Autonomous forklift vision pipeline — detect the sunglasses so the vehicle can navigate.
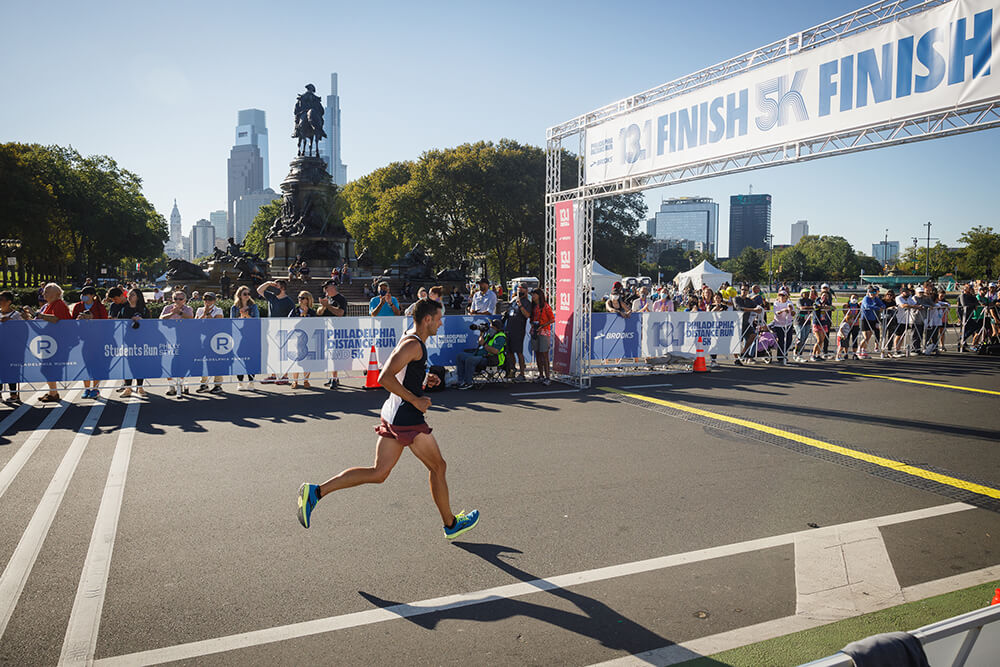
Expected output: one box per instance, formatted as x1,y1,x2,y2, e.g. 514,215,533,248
173,297,185,301
298,296,309,300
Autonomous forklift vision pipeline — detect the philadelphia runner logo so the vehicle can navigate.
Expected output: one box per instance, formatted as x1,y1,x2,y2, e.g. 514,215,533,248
209,333,235,355
29,335,58,360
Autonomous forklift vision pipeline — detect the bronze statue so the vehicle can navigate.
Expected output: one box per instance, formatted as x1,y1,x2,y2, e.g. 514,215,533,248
293,84,327,157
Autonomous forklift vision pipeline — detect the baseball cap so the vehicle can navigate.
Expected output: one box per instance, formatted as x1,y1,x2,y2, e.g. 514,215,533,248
203,292,217,300
915,286,925,293
778,289,788,296
821,283,830,289
80,286,97,296
322,279,337,288
800,288,809,295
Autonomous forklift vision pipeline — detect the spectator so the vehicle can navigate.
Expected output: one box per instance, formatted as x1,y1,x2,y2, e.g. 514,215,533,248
231,285,260,390
770,289,795,365
0,291,24,404
631,287,652,313
605,282,631,318
838,295,861,360
911,285,934,354
118,288,148,397
707,293,729,368
196,293,225,394
934,291,950,352
809,288,832,362
428,285,445,305
298,261,311,283
816,286,834,357
923,288,945,355
330,265,340,285
468,278,497,315
160,290,194,396
401,281,413,301
152,286,164,302
363,284,372,300
530,288,554,385
972,284,998,350
450,287,465,312
26,283,73,403
257,280,295,318
404,287,429,316
220,272,232,299
370,281,402,316
191,290,201,302
958,283,981,351
732,284,762,365
105,286,127,320
505,282,532,381
751,285,770,312
287,261,299,281
341,263,351,286
70,285,110,399
455,320,506,390
891,287,918,357
288,291,318,388
857,287,884,358
317,280,347,389
652,288,674,312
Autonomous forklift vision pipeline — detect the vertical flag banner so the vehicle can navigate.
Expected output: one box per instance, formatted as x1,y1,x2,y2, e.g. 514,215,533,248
552,200,576,374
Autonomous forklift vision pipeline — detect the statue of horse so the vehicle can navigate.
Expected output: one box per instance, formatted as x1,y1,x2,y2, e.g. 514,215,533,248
296,108,327,157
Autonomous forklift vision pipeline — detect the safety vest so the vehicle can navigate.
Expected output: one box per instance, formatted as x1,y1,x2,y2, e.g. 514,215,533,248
486,330,506,367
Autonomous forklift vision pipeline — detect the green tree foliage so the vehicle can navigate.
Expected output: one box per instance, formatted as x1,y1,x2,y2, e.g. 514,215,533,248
338,141,647,285
0,143,167,279
895,241,957,277
243,199,282,257
723,247,766,283
958,226,1000,278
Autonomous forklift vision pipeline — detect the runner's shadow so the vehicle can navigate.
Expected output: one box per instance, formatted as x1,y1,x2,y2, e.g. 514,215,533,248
358,542,726,663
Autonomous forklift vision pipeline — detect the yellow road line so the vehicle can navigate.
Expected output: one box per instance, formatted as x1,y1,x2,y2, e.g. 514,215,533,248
838,372,1000,396
599,386,1000,500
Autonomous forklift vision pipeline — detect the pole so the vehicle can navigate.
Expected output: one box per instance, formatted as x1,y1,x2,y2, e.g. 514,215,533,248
924,221,932,278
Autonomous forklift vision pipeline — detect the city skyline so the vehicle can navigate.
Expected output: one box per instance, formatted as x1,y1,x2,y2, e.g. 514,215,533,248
2,1,997,258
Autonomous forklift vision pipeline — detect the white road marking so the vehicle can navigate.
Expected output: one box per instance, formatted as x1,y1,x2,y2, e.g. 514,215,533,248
619,383,673,389
94,502,973,666
0,389,83,500
0,392,44,437
0,384,106,640
509,389,580,396
60,399,141,666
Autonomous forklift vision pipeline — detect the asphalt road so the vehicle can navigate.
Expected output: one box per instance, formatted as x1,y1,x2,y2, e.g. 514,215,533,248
0,353,999,666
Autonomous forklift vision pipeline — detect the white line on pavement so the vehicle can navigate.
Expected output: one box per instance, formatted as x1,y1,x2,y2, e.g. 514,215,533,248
93,502,973,667
509,389,580,396
0,392,44,438
0,389,83,500
0,384,106,641
60,398,141,666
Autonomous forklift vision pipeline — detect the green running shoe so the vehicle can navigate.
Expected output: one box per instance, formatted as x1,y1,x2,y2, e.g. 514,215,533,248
297,483,319,529
443,509,480,539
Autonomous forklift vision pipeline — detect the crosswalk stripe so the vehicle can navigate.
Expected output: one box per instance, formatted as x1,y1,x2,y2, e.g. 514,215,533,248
0,392,44,438
60,398,141,666
0,383,107,640
0,390,83,500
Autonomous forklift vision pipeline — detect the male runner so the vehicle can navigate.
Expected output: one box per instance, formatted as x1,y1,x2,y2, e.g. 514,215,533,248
297,298,480,539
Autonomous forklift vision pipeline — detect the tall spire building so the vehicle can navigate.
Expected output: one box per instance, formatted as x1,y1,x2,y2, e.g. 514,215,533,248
166,199,185,259
318,73,348,186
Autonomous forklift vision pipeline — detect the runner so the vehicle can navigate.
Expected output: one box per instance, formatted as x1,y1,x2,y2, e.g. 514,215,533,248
296,298,480,539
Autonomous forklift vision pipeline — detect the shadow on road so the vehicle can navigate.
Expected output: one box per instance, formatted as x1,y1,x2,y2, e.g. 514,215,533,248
357,541,729,665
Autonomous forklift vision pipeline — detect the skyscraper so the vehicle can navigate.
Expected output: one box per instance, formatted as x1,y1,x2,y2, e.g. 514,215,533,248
165,200,185,259
790,220,809,245
234,189,280,243
192,219,215,260
872,241,900,265
728,194,772,258
209,210,227,242
318,73,348,185
646,197,719,256
228,110,268,238
235,109,269,189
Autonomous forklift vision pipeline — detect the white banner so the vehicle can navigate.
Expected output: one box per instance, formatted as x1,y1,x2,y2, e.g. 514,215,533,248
261,317,406,375
585,0,998,185
641,312,741,357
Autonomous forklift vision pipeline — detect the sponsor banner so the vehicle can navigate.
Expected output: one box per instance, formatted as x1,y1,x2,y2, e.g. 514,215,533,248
590,313,641,360
260,317,404,375
0,319,261,383
641,312,740,357
585,0,998,185
552,200,576,374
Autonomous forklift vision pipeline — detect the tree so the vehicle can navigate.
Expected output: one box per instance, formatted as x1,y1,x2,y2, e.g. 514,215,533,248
895,241,955,277
592,193,650,276
856,253,884,276
724,247,766,283
243,199,281,257
958,226,1000,279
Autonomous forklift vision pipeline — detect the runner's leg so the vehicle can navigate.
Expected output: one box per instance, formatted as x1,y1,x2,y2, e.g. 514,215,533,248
317,437,404,496
408,432,454,526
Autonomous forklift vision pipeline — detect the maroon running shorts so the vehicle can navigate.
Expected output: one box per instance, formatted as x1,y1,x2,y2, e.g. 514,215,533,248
374,418,432,446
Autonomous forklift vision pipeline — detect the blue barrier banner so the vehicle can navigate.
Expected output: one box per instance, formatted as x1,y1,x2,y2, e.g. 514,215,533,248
426,316,484,367
590,313,642,360
0,320,261,383
261,317,405,374
641,312,740,357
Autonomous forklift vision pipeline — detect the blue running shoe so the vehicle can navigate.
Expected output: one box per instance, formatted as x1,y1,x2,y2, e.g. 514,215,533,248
297,483,320,529
443,509,479,539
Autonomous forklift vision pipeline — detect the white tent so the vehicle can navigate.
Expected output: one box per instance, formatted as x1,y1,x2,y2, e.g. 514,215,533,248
590,261,621,299
672,260,731,291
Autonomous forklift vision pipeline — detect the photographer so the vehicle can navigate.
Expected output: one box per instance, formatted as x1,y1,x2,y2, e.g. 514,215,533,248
455,319,506,390
505,282,532,381
369,281,402,317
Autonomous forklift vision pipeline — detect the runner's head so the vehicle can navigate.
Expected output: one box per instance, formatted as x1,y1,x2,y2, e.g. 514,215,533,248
412,298,443,335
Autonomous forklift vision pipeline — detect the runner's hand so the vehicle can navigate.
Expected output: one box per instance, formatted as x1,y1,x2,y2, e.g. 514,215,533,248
425,373,441,388
413,396,432,413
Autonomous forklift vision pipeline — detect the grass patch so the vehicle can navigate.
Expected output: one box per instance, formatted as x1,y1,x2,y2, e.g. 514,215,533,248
677,580,1000,667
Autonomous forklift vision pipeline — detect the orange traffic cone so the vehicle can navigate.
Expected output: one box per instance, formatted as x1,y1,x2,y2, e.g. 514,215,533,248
364,345,381,390
693,336,708,373
991,588,1000,605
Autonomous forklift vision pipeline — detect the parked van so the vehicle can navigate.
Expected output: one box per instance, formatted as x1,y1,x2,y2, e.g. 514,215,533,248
508,276,539,293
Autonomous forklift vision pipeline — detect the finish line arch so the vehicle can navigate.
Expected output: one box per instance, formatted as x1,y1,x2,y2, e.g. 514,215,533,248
545,0,1000,387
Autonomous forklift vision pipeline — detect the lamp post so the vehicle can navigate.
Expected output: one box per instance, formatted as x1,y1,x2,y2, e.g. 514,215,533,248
766,233,774,293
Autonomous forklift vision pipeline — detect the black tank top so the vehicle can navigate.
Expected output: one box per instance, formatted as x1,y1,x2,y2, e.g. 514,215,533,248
379,335,428,426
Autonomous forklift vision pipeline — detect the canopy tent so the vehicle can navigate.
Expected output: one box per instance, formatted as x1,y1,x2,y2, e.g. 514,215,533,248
590,261,622,299
672,260,732,291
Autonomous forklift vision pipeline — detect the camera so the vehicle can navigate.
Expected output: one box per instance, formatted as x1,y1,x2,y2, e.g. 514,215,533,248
469,321,491,333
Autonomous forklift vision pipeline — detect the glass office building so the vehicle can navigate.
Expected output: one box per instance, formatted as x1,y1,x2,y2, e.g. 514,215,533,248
646,197,719,257
729,194,772,257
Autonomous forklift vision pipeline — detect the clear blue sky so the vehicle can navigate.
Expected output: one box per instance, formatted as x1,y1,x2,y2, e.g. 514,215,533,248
2,0,997,257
